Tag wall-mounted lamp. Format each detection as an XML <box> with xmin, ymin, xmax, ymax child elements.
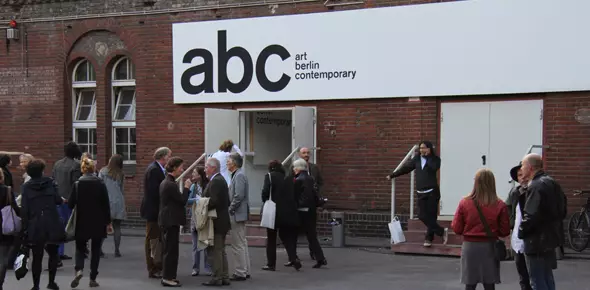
<box><xmin>6</xmin><ymin>20</ymin><xmax>19</xmax><ymax>41</ymax></box>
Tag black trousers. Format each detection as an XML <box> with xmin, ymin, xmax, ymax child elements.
<box><xmin>266</xmin><ymin>227</ymin><xmax>298</xmax><ymax>266</ymax></box>
<box><xmin>75</xmin><ymin>238</ymin><xmax>103</xmax><ymax>280</ymax></box>
<box><xmin>161</xmin><ymin>226</ymin><xmax>180</xmax><ymax>280</ymax></box>
<box><xmin>418</xmin><ymin>187</ymin><xmax>444</xmax><ymax>241</ymax></box>
<box><xmin>465</xmin><ymin>284</ymin><xmax>495</xmax><ymax>290</ymax></box>
<box><xmin>299</xmin><ymin>211</ymin><xmax>325</xmax><ymax>261</ymax></box>
<box><xmin>266</xmin><ymin>228</ymin><xmax>278</xmax><ymax>267</ymax></box>
<box><xmin>514</xmin><ymin>252</ymin><xmax>533</xmax><ymax>290</ymax></box>
<box><xmin>31</xmin><ymin>243</ymin><xmax>59</xmax><ymax>288</ymax></box>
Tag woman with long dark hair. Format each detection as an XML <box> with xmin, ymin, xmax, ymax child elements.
<box><xmin>387</xmin><ymin>141</ymin><xmax>447</xmax><ymax>247</ymax></box>
<box><xmin>98</xmin><ymin>154</ymin><xmax>127</xmax><ymax>257</ymax></box>
<box><xmin>188</xmin><ymin>167</ymin><xmax>211</xmax><ymax>276</ymax></box>
<box><xmin>0</xmin><ymin>154</ymin><xmax>13</xmax><ymax>188</ymax></box>
<box><xmin>451</xmin><ymin>168</ymin><xmax>510</xmax><ymax>290</ymax></box>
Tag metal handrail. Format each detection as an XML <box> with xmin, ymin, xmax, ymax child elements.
<box><xmin>281</xmin><ymin>147</ymin><xmax>322</xmax><ymax>166</ymax></box>
<box><xmin>508</xmin><ymin>144</ymin><xmax>550</xmax><ymax>186</ymax></box>
<box><xmin>176</xmin><ymin>152</ymin><xmax>207</xmax><ymax>190</ymax></box>
<box><xmin>391</xmin><ymin>145</ymin><xmax>418</xmax><ymax>220</ymax></box>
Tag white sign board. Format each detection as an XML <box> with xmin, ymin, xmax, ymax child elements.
<box><xmin>173</xmin><ymin>0</ymin><xmax>590</xmax><ymax>104</ymax></box>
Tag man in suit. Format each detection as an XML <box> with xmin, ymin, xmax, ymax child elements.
<box><xmin>226</xmin><ymin>153</ymin><xmax>251</xmax><ymax>281</ymax></box>
<box><xmin>202</xmin><ymin>157</ymin><xmax>232</xmax><ymax>287</ymax></box>
<box><xmin>140</xmin><ymin>147</ymin><xmax>171</xmax><ymax>279</ymax></box>
<box><xmin>52</xmin><ymin>141</ymin><xmax>82</xmax><ymax>262</ymax></box>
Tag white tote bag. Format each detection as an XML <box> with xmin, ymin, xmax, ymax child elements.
<box><xmin>388</xmin><ymin>216</ymin><xmax>406</xmax><ymax>244</ymax></box>
<box><xmin>260</xmin><ymin>173</ymin><xmax>276</xmax><ymax>230</ymax></box>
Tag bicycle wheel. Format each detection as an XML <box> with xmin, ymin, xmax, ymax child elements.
<box><xmin>568</xmin><ymin>211</ymin><xmax>590</xmax><ymax>252</ymax></box>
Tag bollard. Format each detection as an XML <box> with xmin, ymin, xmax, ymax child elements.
<box><xmin>330</xmin><ymin>212</ymin><xmax>345</xmax><ymax>247</ymax></box>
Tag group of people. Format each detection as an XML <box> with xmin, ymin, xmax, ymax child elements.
<box><xmin>0</xmin><ymin>141</ymin><xmax>127</xmax><ymax>290</ymax></box>
<box><xmin>388</xmin><ymin>141</ymin><xmax>566</xmax><ymax>290</ymax></box>
<box><xmin>139</xmin><ymin>141</ymin><xmax>329</xmax><ymax>287</ymax></box>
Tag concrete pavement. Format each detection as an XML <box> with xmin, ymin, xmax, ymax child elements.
<box><xmin>3</xmin><ymin>236</ymin><xmax>590</xmax><ymax>290</ymax></box>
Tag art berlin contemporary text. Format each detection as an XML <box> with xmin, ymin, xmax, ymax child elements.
<box><xmin>294</xmin><ymin>52</ymin><xmax>357</xmax><ymax>80</ymax></box>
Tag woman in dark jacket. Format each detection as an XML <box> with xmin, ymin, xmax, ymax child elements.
<box><xmin>261</xmin><ymin>160</ymin><xmax>300</xmax><ymax>271</ymax></box>
<box><xmin>0</xmin><ymin>154</ymin><xmax>13</xmax><ymax>188</ymax></box>
<box><xmin>159</xmin><ymin>157</ymin><xmax>190</xmax><ymax>287</ymax></box>
<box><xmin>68</xmin><ymin>156</ymin><xmax>111</xmax><ymax>289</ymax></box>
<box><xmin>20</xmin><ymin>159</ymin><xmax>63</xmax><ymax>290</ymax></box>
<box><xmin>0</xmin><ymin>169</ymin><xmax>20</xmax><ymax>290</ymax></box>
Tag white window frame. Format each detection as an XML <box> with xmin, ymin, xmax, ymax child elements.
<box><xmin>72</xmin><ymin>59</ymin><xmax>97</xmax><ymax>159</ymax></box>
<box><xmin>111</xmin><ymin>57</ymin><xmax>137</xmax><ymax>165</ymax></box>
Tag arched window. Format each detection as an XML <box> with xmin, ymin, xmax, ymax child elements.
<box><xmin>111</xmin><ymin>57</ymin><xmax>136</xmax><ymax>164</ymax></box>
<box><xmin>72</xmin><ymin>59</ymin><xmax>97</xmax><ymax>159</ymax></box>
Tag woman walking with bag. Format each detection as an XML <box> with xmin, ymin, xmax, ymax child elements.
<box><xmin>0</xmin><ymin>169</ymin><xmax>20</xmax><ymax>290</ymax></box>
<box><xmin>451</xmin><ymin>168</ymin><xmax>511</xmax><ymax>290</ymax></box>
<box><xmin>69</xmin><ymin>156</ymin><xmax>111</xmax><ymax>288</ymax></box>
<box><xmin>261</xmin><ymin>160</ymin><xmax>300</xmax><ymax>271</ymax></box>
<box><xmin>98</xmin><ymin>154</ymin><xmax>127</xmax><ymax>257</ymax></box>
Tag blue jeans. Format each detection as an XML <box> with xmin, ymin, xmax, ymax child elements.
<box><xmin>525</xmin><ymin>252</ymin><xmax>556</xmax><ymax>290</ymax></box>
<box><xmin>191</xmin><ymin>227</ymin><xmax>210</xmax><ymax>273</ymax></box>
<box><xmin>57</xmin><ymin>204</ymin><xmax>72</xmax><ymax>256</ymax></box>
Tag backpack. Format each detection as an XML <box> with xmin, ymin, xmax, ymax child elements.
<box><xmin>1</xmin><ymin>186</ymin><xmax>21</xmax><ymax>235</ymax></box>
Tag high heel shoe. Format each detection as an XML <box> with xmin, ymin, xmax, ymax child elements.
<box><xmin>312</xmin><ymin>259</ymin><xmax>327</xmax><ymax>269</ymax></box>
<box><xmin>293</xmin><ymin>260</ymin><xmax>302</xmax><ymax>271</ymax></box>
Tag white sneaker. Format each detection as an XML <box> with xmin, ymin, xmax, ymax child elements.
<box><xmin>71</xmin><ymin>270</ymin><xmax>83</xmax><ymax>288</ymax></box>
<box><xmin>442</xmin><ymin>228</ymin><xmax>449</xmax><ymax>245</ymax></box>
<box><xmin>423</xmin><ymin>241</ymin><xmax>432</xmax><ymax>247</ymax></box>
<box><xmin>191</xmin><ymin>270</ymin><xmax>199</xmax><ymax>276</ymax></box>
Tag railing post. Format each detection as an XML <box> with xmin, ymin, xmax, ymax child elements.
<box><xmin>390</xmin><ymin>144</ymin><xmax>418</xmax><ymax>221</ymax></box>
<box><xmin>410</xmin><ymin>171</ymin><xmax>415</xmax><ymax>219</ymax></box>
<box><xmin>390</xmin><ymin>180</ymin><xmax>395</xmax><ymax>220</ymax></box>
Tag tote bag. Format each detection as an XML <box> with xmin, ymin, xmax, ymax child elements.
<box><xmin>65</xmin><ymin>183</ymin><xmax>78</xmax><ymax>242</ymax></box>
<box><xmin>388</xmin><ymin>216</ymin><xmax>406</xmax><ymax>244</ymax></box>
<box><xmin>260</xmin><ymin>173</ymin><xmax>276</xmax><ymax>230</ymax></box>
<box><xmin>1</xmin><ymin>186</ymin><xmax>22</xmax><ymax>235</ymax></box>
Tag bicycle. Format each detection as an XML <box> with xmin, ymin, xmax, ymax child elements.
<box><xmin>568</xmin><ymin>189</ymin><xmax>590</xmax><ymax>252</ymax></box>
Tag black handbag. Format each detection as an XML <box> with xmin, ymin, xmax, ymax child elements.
<box><xmin>474</xmin><ymin>200</ymin><xmax>507</xmax><ymax>261</ymax></box>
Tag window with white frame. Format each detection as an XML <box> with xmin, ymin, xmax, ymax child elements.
<box><xmin>112</xmin><ymin>57</ymin><xmax>137</xmax><ymax>164</ymax></box>
<box><xmin>72</xmin><ymin>59</ymin><xmax>97</xmax><ymax>159</ymax></box>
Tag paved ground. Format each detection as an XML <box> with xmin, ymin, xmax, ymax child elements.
<box><xmin>4</xmin><ymin>236</ymin><xmax>590</xmax><ymax>290</ymax></box>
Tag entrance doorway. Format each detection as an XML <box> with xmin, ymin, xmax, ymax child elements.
<box><xmin>204</xmin><ymin>106</ymin><xmax>317</xmax><ymax>211</ymax></box>
<box><xmin>439</xmin><ymin>100</ymin><xmax>543</xmax><ymax>215</ymax></box>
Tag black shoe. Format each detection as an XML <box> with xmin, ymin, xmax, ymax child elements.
<box><xmin>246</xmin><ymin>275</ymin><xmax>251</xmax><ymax>279</ymax></box>
<box><xmin>202</xmin><ymin>280</ymin><xmax>222</xmax><ymax>287</ymax></box>
<box><xmin>47</xmin><ymin>282</ymin><xmax>60</xmax><ymax>290</ymax></box>
<box><xmin>114</xmin><ymin>251</ymin><xmax>122</xmax><ymax>258</ymax></box>
<box><xmin>312</xmin><ymin>259</ymin><xmax>328</xmax><ymax>269</ymax></box>
<box><xmin>293</xmin><ymin>260</ymin><xmax>302</xmax><ymax>271</ymax></box>
<box><xmin>60</xmin><ymin>255</ymin><xmax>72</xmax><ymax>260</ymax></box>
<box><xmin>229</xmin><ymin>275</ymin><xmax>247</xmax><ymax>281</ymax></box>
<box><xmin>310</xmin><ymin>252</ymin><xmax>316</xmax><ymax>261</ymax></box>
<box><xmin>149</xmin><ymin>271</ymin><xmax>162</xmax><ymax>279</ymax></box>
<box><xmin>222</xmin><ymin>280</ymin><xmax>231</xmax><ymax>286</ymax></box>
<box><xmin>262</xmin><ymin>265</ymin><xmax>275</xmax><ymax>271</ymax></box>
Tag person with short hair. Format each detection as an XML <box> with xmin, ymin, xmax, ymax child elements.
<box><xmin>21</xmin><ymin>159</ymin><xmax>64</xmax><ymax>290</ymax></box>
<box><xmin>140</xmin><ymin>147</ymin><xmax>172</xmax><ymax>279</ymax></box>
<box><xmin>68</xmin><ymin>156</ymin><xmax>111</xmax><ymax>288</ymax></box>
<box><xmin>452</xmin><ymin>168</ymin><xmax>511</xmax><ymax>290</ymax></box>
<box><xmin>227</xmin><ymin>153</ymin><xmax>251</xmax><ymax>281</ymax></box>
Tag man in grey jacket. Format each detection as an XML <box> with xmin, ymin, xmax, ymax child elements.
<box><xmin>226</xmin><ymin>153</ymin><xmax>251</xmax><ymax>281</ymax></box>
<box><xmin>52</xmin><ymin>141</ymin><xmax>82</xmax><ymax>261</ymax></box>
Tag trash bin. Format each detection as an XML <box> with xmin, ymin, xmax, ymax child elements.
<box><xmin>330</xmin><ymin>212</ymin><xmax>345</xmax><ymax>247</ymax></box>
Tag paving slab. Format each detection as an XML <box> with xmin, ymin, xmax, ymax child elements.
<box><xmin>3</xmin><ymin>236</ymin><xmax>590</xmax><ymax>290</ymax></box>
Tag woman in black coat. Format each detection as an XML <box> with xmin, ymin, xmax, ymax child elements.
<box><xmin>0</xmin><ymin>154</ymin><xmax>13</xmax><ymax>188</ymax></box>
<box><xmin>0</xmin><ymin>169</ymin><xmax>20</xmax><ymax>290</ymax></box>
<box><xmin>68</xmin><ymin>156</ymin><xmax>111</xmax><ymax>288</ymax></box>
<box><xmin>159</xmin><ymin>157</ymin><xmax>191</xmax><ymax>287</ymax></box>
<box><xmin>261</xmin><ymin>160</ymin><xmax>300</xmax><ymax>271</ymax></box>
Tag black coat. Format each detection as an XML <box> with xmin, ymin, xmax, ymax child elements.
<box><xmin>0</xmin><ymin>184</ymin><xmax>20</xmax><ymax>245</ymax></box>
<box><xmin>203</xmin><ymin>174</ymin><xmax>231</xmax><ymax>235</ymax></box>
<box><xmin>68</xmin><ymin>175</ymin><xmax>111</xmax><ymax>240</ymax></box>
<box><xmin>1</xmin><ymin>167</ymin><xmax>13</xmax><ymax>188</ymax></box>
<box><xmin>261</xmin><ymin>171</ymin><xmax>299</xmax><ymax>228</ymax></box>
<box><xmin>159</xmin><ymin>175</ymin><xmax>189</xmax><ymax>227</ymax></box>
<box><xmin>519</xmin><ymin>171</ymin><xmax>567</xmax><ymax>254</ymax></box>
<box><xmin>20</xmin><ymin>177</ymin><xmax>64</xmax><ymax>244</ymax></box>
<box><xmin>294</xmin><ymin>171</ymin><xmax>316</xmax><ymax>209</ymax></box>
<box><xmin>141</xmin><ymin>161</ymin><xmax>166</xmax><ymax>222</ymax></box>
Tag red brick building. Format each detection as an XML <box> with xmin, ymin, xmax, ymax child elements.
<box><xmin>0</xmin><ymin>0</ymin><xmax>588</xmax><ymax>240</ymax></box>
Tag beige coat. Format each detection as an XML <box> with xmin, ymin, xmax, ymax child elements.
<box><xmin>193</xmin><ymin>197</ymin><xmax>217</xmax><ymax>250</ymax></box>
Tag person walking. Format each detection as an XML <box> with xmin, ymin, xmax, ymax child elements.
<box><xmin>98</xmin><ymin>154</ymin><xmax>127</xmax><ymax>257</ymax></box>
<box><xmin>292</xmin><ymin>159</ymin><xmax>327</xmax><ymax>269</ymax></box>
<box><xmin>505</xmin><ymin>163</ymin><xmax>533</xmax><ymax>290</ymax></box>
<box><xmin>68</xmin><ymin>156</ymin><xmax>111</xmax><ymax>289</ymax></box>
<box><xmin>159</xmin><ymin>157</ymin><xmax>190</xmax><ymax>287</ymax></box>
<box><xmin>451</xmin><ymin>168</ymin><xmax>511</xmax><ymax>290</ymax></box>
<box><xmin>52</xmin><ymin>141</ymin><xmax>82</xmax><ymax>262</ymax></box>
<box><xmin>0</xmin><ymin>169</ymin><xmax>20</xmax><ymax>290</ymax></box>
<box><xmin>140</xmin><ymin>147</ymin><xmax>171</xmax><ymax>279</ymax></box>
<box><xmin>519</xmin><ymin>153</ymin><xmax>567</xmax><ymax>290</ymax></box>
<box><xmin>261</xmin><ymin>160</ymin><xmax>300</xmax><ymax>271</ymax></box>
<box><xmin>387</xmin><ymin>141</ymin><xmax>448</xmax><ymax>247</ymax></box>
<box><xmin>187</xmin><ymin>167</ymin><xmax>211</xmax><ymax>276</ymax></box>
<box><xmin>20</xmin><ymin>159</ymin><xmax>64</xmax><ymax>290</ymax></box>
<box><xmin>0</xmin><ymin>154</ymin><xmax>13</xmax><ymax>189</ymax></box>
<box><xmin>202</xmin><ymin>158</ymin><xmax>231</xmax><ymax>287</ymax></box>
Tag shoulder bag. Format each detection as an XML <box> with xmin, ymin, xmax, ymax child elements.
<box><xmin>474</xmin><ymin>200</ymin><xmax>507</xmax><ymax>261</ymax></box>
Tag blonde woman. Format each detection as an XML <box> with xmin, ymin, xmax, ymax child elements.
<box><xmin>451</xmin><ymin>168</ymin><xmax>510</xmax><ymax>290</ymax></box>
<box><xmin>98</xmin><ymin>154</ymin><xmax>127</xmax><ymax>257</ymax></box>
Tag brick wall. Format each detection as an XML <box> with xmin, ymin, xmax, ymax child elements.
<box><xmin>0</xmin><ymin>0</ymin><xmax>588</xmax><ymax>239</ymax></box>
